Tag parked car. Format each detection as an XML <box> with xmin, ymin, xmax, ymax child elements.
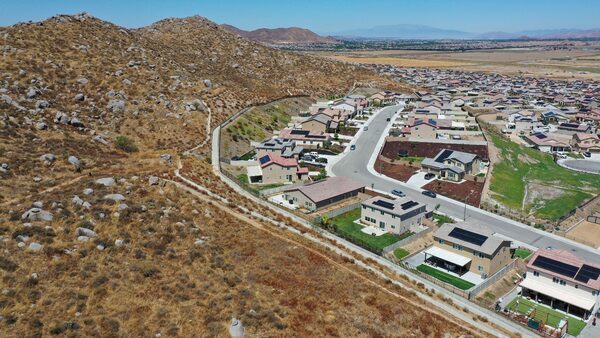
<box><xmin>363</xmin><ymin>126</ymin><xmax>368</xmax><ymax>131</ymax></box>
<box><xmin>422</xmin><ymin>190</ymin><xmax>437</xmax><ymax>198</ymax></box>
<box><xmin>555</xmin><ymin>152</ymin><xmax>567</xmax><ymax>159</ymax></box>
<box><xmin>391</xmin><ymin>189</ymin><xmax>405</xmax><ymax>197</ymax></box>
<box><xmin>424</xmin><ymin>173</ymin><xmax>436</xmax><ymax>180</ymax></box>
<box><xmin>316</xmin><ymin>157</ymin><xmax>328</xmax><ymax>164</ymax></box>
<box><xmin>301</xmin><ymin>155</ymin><xmax>314</xmax><ymax>162</ymax></box>
<box><xmin>309</xmin><ymin>151</ymin><xmax>319</xmax><ymax>156</ymax></box>
<box><xmin>583</xmin><ymin>152</ymin><xmax>591</xmax><ymax>158</ymax></box>
<box><xmin>386</xmin><ymin>117</ymin><xmax>391</xmax><ymax>122</ymax></box>
<box><xmin>350</xmin><ymin>145</ymin><xmax>356</xmax><ymax>150</ymax></box>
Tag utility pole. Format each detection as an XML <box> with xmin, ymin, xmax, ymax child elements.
<box><xmin>464</xmin><ymin>190</ymin><xmax>475</xmax><ymax>221</ymax></box>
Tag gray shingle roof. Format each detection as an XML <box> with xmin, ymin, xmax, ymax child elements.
<box><xmin>435</xmin><ymin>222</ymin><xmax>510</xmax><ymax>256</ymax></box>
<box><xmin>285</xmin><ymin>176</ymin><xmax>364</xmax><ymax>203</ymax></box>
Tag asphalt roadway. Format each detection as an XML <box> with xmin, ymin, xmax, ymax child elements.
<box><xmin>331</xmin><ymin>105</ymin><xmax>600</xmax><ymax>262</ymax></box>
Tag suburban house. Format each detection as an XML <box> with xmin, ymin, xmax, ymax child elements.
<box><xmin>402</xmin><ymin>117</ymin><xmax>438</xmax><ymax>138</ymax></box>
<box><xmin>523</xmin><ymin>132</ymin><xmax>571</xmax><ymax>153</ymax></box>
<box><xmin>255</xmin><ymin>138</ymin><xmax>303</xmax><ymax>159</ymax></box>
<box><xmin>246</xmin><ymin>153</ymin><xmax>309</xmax><ymax>185</ymax></box>
<box><xmin>558</xmin><ymin>122</ymin><xmax>591</xmax><ymax>133</ymax></box>
<box><xmin>301</xmin><ymin>114</ymin><xmax>332</xmax><ymax>133</ymax></box>
<box><xmin>509</xmin><ymin>110</ymin><xmax>537</xmax><ymax>123</ymax></box>
<box><xmin>571</xmin><ymin>133</ymin><xmax>600</xmax><ymax>153</ymax></box>
<box><xmin>541</xmin><ymin>111</ymin><xmax>570</xmax><ymax>125</ymax></box>
<box><xmin>360</xmin><ymin>196</ymin><xmax>428</xmax><ymax>235</ymax></box>
<box><xmin>282</xmin><ymin>176</ymin><xmax>364</xmax><ymax>212</ymax></box>
<box><xmin>421</xmin><ymin>149</ymin><xmax>481</xmax><ymax>182</ymax></box>
<box><xmin>330</xmin><ymin>99</ymin><xmax>358</xmax><ymax>114</ymax></box>
<box><xmin>520</xmin><ymin>249</ymin><xmax>600</xmax><ymax>320</ymax></box>
<box><xmin>368</xmin><ymin>91</ymin><xmax>396</xmax><ymax>105</ymax></box>
<box><xmin>427</xmin><ymin>223</ymin><xmax>512</xmax><ymax>278</ymax></box>
<box><xmin>279</xmin><ymin>128</ymin><xmax>330</xmax><ymax>149</ymax></box>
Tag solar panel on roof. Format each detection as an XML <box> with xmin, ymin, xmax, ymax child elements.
<box><xmin>448</xmin><ymin>227</ymin><xmax>488</xmax><ymax>246</ymax></box>
<box><xmin>290</xmin><ymin>130</ymin><xmax>309</xmax><ymax>135</ymax></box>
<box><xmin>373</xmin><ymin>200</ymin><xmax>394</xmax><ymax>210</ymax></box>
<box><xmin>400</xmin><ymin>201</ymin><xmax>418</xmax><ymax>210</ymax></box>
<box><xmin>534</xmin><ymin>133</ymin><xmax>547</xmax><ymax>139</ymax></box>
<box><xmin>574</xmin><ymin>264</ymin><xmax>600</xmax><ymax>283</ymax></box>
<box><xmin>532</xmin><ymin>256</ymin><xmax>579</xmax><ymax>278</ymax></box>
<box><xmin>259</xmin><ymin>155</ymin><xmax>270</xmax><ymax>165</ymax></box>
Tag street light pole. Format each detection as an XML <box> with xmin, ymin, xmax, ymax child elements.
<box><xmin>464</xmin><ymin>190</ymin><xmax>475</xmax><ymax>221</ymax></box>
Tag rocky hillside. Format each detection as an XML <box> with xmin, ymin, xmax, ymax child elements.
<box><xmin>221</xmin><ymin>24</ymin><xmax>338</xmax><ymax>44</ymax></box>
<box><xmin>0</xmin><ymin>14</ymin><xmax>476</xmax><ymax>338</ymax></box>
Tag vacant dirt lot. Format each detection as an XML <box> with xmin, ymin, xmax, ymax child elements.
<box><xmin>381</xmin><ymin>139</ymin><xmax>489</xmax><ymax>161</ymax></box>
<box><xmin>374</xmin><ymin>156</ymin><xmax>418</xmax><ymax>182</ymax></box>
<box><xmin>423</xmin><ymin>179</ymin><xmax>485</xmax><ymax>207</ymax></box>
<box><xmin>566</xmin><ymin>221</ymin><xmax>600</xmax><ymax>249</ymax></box>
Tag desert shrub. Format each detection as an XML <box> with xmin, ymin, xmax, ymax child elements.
<box><xmin>115</xmin><ymin>135</ymin><xmax>138</xmax><ymax>152</ymax></box>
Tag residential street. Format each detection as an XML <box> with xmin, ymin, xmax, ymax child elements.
<box><xmin>331</xmin><ymin>105</ymin><xmax>600</xmax><ymax>262</ymax></box>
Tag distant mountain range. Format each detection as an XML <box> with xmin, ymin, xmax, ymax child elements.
<box><xmin>221</xmin><ymin>24</ymin><xmax>337</xmax><ymax>44</ymax></box>
<box><xmin>331</xmin><ymin>24</ymin><xmax>600</xmax><ymax>40</ymax></box>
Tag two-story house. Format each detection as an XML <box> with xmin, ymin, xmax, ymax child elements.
<box><xmin>571</xmin><ymin>133</ymin><xmax>600</xmax><ymax>153</ymax></box>
<box><xmin>246</xmin><ymin>153</ymin><xmax>309</xmax><ymax>185</ymax></box>
<box><xmin>520</xmin><ymin>249</ymin><xmax>599</xmax><ymax>320</ymax></box>
<box><xmin>427</xmin><ymin>222</ymin><xmax>512</xmax><ymax>278</ymax></box>
<box><xmin>255</xmin><ymin>138</ymin><xmax>303</xmax><ymax>159</ymax></box>
<box><xmin>421</xmin><ymin>149</ymin><xmax>481</xmax><ymax>182</ymax></box>
<box><xmin>360</xmin><ymin>196</ymin><xmax>428</xmax><ymax>235</ymax></box>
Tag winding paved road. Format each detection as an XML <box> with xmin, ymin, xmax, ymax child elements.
<box><xmin>331</xmin><ymin>105</ymin><xmax>600</xmax><ymax>262</ymax></box>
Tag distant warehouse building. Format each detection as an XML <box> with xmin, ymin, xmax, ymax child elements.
<box><xmin>360</xmin><ymin>196</ymin><xmax>428</xmax><ymax>235</ymax></box>
<box><xmin>282</xmin><ymin>176</ymin><xmax>364</xmax><ymax>212</ymax></box>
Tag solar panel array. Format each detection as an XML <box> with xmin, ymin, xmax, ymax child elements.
<box><xmin>532</xmin><ymin>256</ymin><xmax>579</xmax><ymax>278</ymax></box>
<box><xmin>533</xmin><ymin>132</ymin><xmax>547</xmax><ymax>139</ymax></box>
<box><xmin>373</xmin><ymin>200</ymin><xmax>394</xmax><ymax>210</ymax></box>
<box><xmin>448</xmin><ymin>227</ymin><xmax>488</xmax><ymax>246</ymax></box>
<box><xmin>575</xmin><ymin>264</ymin><xmax>600</xmax><ymax>283</ymax></box>
<box><xmin>290</xmin><ymin>130</ymin><xmax>309</xmax><ymax>135</ymax></box>
<box><xmin>400</xmin><ymin>201</ymin><xmax>419</xmax><ymax>210</ymax></box>
<box><xmin>259</xmin><ymin>155</ymin><xmax>271</xmax><ymax>165</ymax></box>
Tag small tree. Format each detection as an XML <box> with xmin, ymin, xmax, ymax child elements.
<box><xmin>334</xmin><ymin>133</ymin><xmax>339</xmax><ymax>140</ymax></box>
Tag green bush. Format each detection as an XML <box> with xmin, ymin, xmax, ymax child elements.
<box><xmin>115</xmin><ymin>136</ymin><xmax>138</xmax><ymax>152</ymax></box>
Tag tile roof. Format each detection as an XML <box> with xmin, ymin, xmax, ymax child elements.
<box><xmin>284</xmin><ymin>176</ymin><xmax>364</xmax><ymax>203</ymax></box>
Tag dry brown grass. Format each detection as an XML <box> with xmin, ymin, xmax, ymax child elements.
<box><xmin>566</xmin><ymin>221</ymin><xmax>600</xmax><ymax>248</ymax></box>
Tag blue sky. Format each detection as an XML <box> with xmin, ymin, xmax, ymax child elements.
<box><xmin>1</xmin><ymin>0</ymin><xmax>598</xmax><ymax>33</ymax></box>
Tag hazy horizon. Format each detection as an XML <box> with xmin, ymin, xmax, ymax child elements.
<box><xmin>1</xmin><ymin>0</ymin><xmax>599</xmax><ymax>34</ymax></box>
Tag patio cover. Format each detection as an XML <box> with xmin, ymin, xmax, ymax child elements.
<box><xmin>246</xmin><ymin>165</ymin><xmax>262</xmax><ymax>177</ymax></box>
<box><xmin>424</xmin><ymin>246</ymin><xmax>471</xmax><ymax>267</ymax></box>
<box><xmin>520</xmin><ymin>278</ymin><xmax>596</xmax><ymax>311</ymax></box>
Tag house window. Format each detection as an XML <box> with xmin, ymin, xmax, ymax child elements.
<box><xmin>379</xmin><ymin>221</ymin><xmax>385</xmax><ymax>229</ymax></box>
<box><xmin>574</xmin><ymin>284</ymin><xmax>578</xmax><ymax>289</ymax></box>
<box><xmin>380</xmin><ymin>211</ymin><xmax>384</xmax><ymax>215</ymax></box>
<box><xmin>453</xmin><ymin>244</ymin><xmax>462</xmax><ymax>251</ymax></box>
<box><xmin>593</xmin><ymin>291</ymin><xmax>597</xmax><ymax>296</ymax></box>
<box><xmin>478</xmin><ymin>265</ymin><xmax>484</xmax><ymax>272</ymax></box>
<box><xmin>559</xmin><ymin>280</ymin><xmax>566</xmax><ymax>286</ymax></box>
<box><xmin>533</xmin><ymin>271</ymin><xmax>539</xmax><ymax>277</ymax></box>
<box><xmin>552</xmin><ymin>277</ymin><xmax>558</xmax><ymax>283</ymax></box>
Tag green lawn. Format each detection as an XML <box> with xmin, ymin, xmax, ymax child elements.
<box><xmin>488</xmin><ymin>132</ymin><xmax>600</xmax><ymax>220</ymax></box>
<box><xmin>433</xmin><ymin>212</ymin><xmax>455</xmax><ymax>225</ymax></box>
<box><xmin>393</xmin><ymin>248</ymin><xmax>410</xmax><ymax>260</ymax></box>
<box><xmin>330</xmin><ymin>208</ymin><xmax>401</xmax><ymax>253</ymax></box>
<box><xmin>507</xmin><ymin>297</ymin><xmax>586</xmax><ymax>336</ymax></box>
<box><xmin>514</xmin><ymin>248</ymin><xmax>532</xmax><ymax>260</ymax></box>
<box><xmin>416</xmin><ymin>264</ymin><xmax>475</xmax><ymax>290</ymax></box>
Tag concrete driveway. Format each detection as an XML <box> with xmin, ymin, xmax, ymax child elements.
<box><xmin>406</xmin><ymin>171</ymin><xmax>435</xmax><ymax>188</ymax></box>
